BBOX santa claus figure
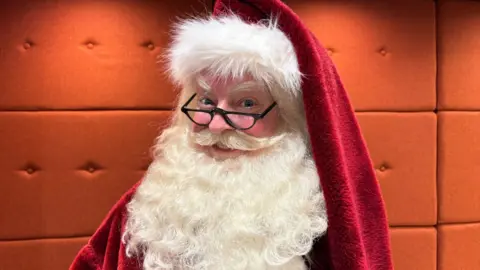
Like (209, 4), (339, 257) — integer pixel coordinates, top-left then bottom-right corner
(70, 0), (394, 269)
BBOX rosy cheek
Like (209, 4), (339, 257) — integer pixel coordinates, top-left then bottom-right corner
(190, 112), (211, 131)
(193, 114), (204, 123)
(244, 122), (268, 137)
(246, 114), (279, 137)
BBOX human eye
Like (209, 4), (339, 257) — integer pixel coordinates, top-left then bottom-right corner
(239, 98), (257, 109)
(198, 97), (215, 107)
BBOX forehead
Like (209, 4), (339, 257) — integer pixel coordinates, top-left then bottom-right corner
(195, 74), (270, 97)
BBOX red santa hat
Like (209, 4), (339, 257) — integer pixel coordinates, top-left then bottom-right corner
(166, 0), (394, 269)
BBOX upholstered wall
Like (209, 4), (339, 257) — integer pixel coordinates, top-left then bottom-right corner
(0, 0), (211, 268)
(0, 0), (478, 269)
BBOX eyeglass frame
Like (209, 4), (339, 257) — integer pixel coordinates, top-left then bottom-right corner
(180, 93), (277, 130)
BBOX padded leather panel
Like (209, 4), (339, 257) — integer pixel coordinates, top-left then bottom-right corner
(438, 112), (480, 223)
(438, 223), (480, 270)
(0, 111), (170, 240)
(0, 0), (208, 110)
(390, 227), (437, 270)
(289, 0), (436, 111)
(0, 237), (89, 270)
(437, 0), (480, 110)
(357, 112), (437, 226)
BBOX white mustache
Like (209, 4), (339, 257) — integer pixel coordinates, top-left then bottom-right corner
(191, 129), (285, 151)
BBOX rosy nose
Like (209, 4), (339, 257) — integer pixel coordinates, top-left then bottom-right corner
(208, 113), (233, 134)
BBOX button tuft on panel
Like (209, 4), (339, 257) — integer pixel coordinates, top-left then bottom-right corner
(79, 161), (103, 174)
(326, 47), (335, 56)
(20, 163), (40, 175)
(377, 163), (390, 172)
(83, 39), (99, 49)
(141, 40), (156, 51)
(22, 39), (35, 50)
(378, 47), (388, 56)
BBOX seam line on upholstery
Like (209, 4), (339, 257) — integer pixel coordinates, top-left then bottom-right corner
(436, 221), (480, 226)
(0, 108), (173, 112)
(389, 225), (436, 229)
(0, 235), (92, 242)
(434, 2), (440, 270)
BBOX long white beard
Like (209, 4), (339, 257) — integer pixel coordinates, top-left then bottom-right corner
(123, 124), (328, 270)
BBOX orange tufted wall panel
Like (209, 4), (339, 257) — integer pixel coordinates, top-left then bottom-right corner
(0, 0), (478, 269)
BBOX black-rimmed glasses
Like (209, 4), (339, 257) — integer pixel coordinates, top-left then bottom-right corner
(181, 93), (277, 130)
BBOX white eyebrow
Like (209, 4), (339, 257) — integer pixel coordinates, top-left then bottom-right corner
(196, 77), (212, 93)
(229, 81), (265, 93)
(195, 76), (267, 95)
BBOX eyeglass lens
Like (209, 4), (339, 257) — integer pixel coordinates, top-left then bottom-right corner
(186, 111), (255, 129)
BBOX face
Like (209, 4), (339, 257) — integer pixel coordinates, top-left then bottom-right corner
(187, 74), (280, 159)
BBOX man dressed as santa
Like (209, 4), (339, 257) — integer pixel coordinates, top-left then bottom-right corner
(70, 0), (394, 269)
